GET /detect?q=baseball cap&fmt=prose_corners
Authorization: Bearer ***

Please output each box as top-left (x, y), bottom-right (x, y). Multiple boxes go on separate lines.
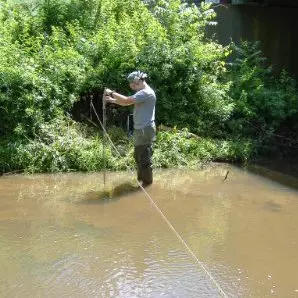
top-left (127, 70), bottom-right (148, 83)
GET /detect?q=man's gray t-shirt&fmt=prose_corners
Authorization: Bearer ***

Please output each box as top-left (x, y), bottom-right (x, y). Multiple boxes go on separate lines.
top-left (132, 85), bottom-right (156, 130)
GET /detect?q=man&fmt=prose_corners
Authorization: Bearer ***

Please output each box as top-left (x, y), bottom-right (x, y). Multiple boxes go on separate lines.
top-left (104, 71), bottom-right (156, 187)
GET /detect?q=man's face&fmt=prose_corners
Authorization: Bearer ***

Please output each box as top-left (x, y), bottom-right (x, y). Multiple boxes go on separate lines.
top-left (129, 80), bottom-right (140, 91)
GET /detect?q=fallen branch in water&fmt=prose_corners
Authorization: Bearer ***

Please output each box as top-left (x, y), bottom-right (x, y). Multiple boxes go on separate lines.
top-left (223, 170), bottom-right (229, 182)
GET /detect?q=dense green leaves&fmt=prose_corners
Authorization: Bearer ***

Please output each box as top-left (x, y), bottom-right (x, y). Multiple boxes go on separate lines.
top-left (0, 117), bottom-right (254, 173)
top-left (0, 0), bottom-right (297, 173)
top-left (226, 41), bottom-right (298, 140)
top-left (0, 0), bottom-right (234, 137)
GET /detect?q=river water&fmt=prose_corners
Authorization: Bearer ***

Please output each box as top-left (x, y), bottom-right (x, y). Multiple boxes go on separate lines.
top-left (0, 164), bottom-right (298, 297)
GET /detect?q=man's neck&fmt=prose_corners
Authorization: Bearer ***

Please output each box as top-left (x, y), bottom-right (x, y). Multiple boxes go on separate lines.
top-left (137, 81), bottom-right (147, 91)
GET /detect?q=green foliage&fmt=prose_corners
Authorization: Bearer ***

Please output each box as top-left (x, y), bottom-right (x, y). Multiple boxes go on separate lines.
top-left (226, 41), bottom-right (298, 140)
top-left (138, 1), bottom-right (234, 135)
top-left (153, 128), bottom-right (254, 168)
top-left (0, 0), bottom-right (298, 174)
top-left (0, 117), bottom-right (136, 173)
top-left (0, 0), bottom-right (235, 137)
top-left (0, 6), bottom-right (90, 136)
top-left (40, 0), bottom-right (99, 33)
top-left (1, 117), bottom-right (104, 173)
top-left (0, 118), bottom-right (254, 173)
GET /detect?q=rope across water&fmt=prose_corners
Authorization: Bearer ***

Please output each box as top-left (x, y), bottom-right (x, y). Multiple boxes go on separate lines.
top-left (91, 100), bottom-right (229, 298)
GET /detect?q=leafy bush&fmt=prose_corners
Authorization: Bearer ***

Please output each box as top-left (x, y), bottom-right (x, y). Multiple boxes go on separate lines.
top-left (0, 117), bottom-right (254, 174)
top-left (0, 0), bottom-right (298, 173)
top-left (0, 22), bottom-right (90, 137)
top-left (1, 117), bottom-right (103, 173)
top-left (0, 0), bottom-right (234, 137)
top-left (138, 1), bottom-right (234, 135)
top-left (226, 41), bottom-right (298, 141)
top-left (153, 128), bottom-right (254, 168)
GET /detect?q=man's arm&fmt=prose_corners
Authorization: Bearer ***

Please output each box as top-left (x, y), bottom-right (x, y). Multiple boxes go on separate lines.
top-left (105, 89), bottom-right (136, 106)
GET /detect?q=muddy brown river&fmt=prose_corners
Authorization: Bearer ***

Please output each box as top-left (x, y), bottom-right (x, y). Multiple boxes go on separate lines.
top-left (0, 164), bottom-right (298, 297)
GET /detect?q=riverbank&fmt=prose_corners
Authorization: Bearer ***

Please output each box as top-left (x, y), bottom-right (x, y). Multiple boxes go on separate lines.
top-left (0, 117), bottom-right (255, 174)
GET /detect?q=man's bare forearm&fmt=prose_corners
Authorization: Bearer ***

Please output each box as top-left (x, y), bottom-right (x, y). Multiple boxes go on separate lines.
top-left (105, 90), bottom-right (135, 106)
top-left (112, 92), bottom-right (132, 106)
top-left (105, 96), bottom-right (127, 106)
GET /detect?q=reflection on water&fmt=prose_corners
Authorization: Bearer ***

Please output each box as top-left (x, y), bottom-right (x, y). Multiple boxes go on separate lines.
top-left (82, 182), bottom-right (142, 204)
top-left (0, 164), bottom-right (298, 297)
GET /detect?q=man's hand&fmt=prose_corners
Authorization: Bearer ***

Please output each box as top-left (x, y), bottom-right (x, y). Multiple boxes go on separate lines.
top-left (104, 88), bottom-right (113, 96)
top-left (104, 89), bottom-right (135, 106)
top-left (105, 95), bottom-right (116, 103)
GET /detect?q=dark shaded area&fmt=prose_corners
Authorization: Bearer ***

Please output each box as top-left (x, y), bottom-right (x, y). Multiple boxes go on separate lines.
top-left (78, 182), bottom-right (141, 205)
top-left (195, 0), bottom-right (298, 8)
top-left (71, 90), bottom-right (133, 132)
top-left (205, 2), bottom-right (298, 78)
top-left (262, 200), bottom-right (282, 212)
top-left (247, 159), bottom-right (298, 190)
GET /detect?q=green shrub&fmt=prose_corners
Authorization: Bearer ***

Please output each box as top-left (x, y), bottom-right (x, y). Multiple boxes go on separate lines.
top-left (226, 41), bottom-right (298, 141)
top-left (0, 118), bottom-right (255, 173)
top-left (153, 128), bottom-right (255, 168)
top-left (1, 0), bottom-right (298, 173)
top-left (0, 0), bottom-right (234, 137)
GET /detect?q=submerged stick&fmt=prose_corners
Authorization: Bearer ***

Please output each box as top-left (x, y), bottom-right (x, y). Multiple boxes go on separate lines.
top-left (223, 170), bottom-right (229, 182)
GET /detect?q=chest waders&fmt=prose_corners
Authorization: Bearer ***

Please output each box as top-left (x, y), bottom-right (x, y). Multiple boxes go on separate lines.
top-left (133, 126), bottom-right (156, 187)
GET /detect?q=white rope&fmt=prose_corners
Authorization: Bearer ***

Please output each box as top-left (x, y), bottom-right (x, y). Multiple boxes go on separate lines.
top-left (90, 100), bottom-right (229, 298)
top-left (102, 92), bottom-right (107, 186)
